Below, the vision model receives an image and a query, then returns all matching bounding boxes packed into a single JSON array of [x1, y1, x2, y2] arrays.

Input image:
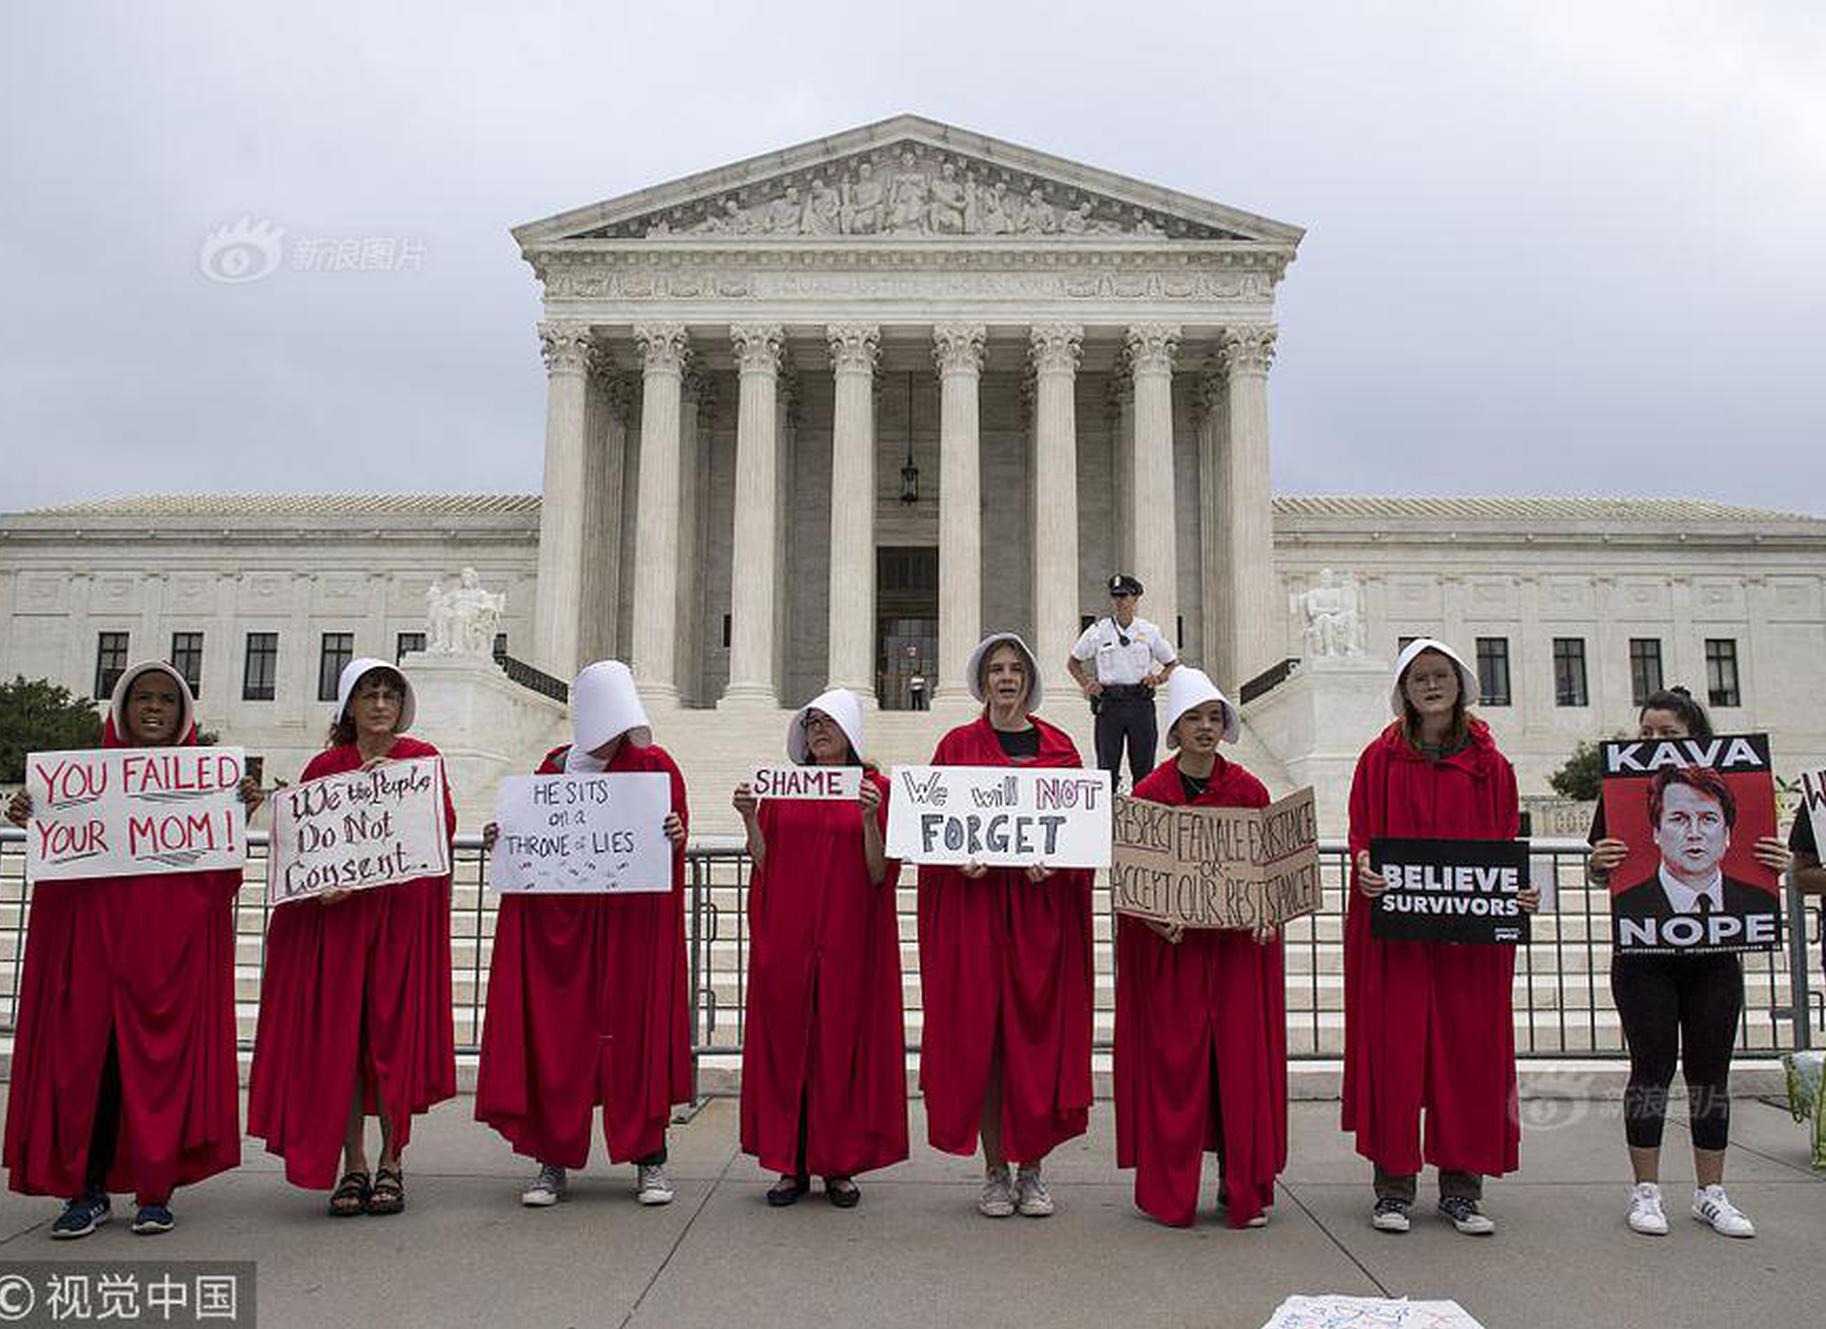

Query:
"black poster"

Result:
[[1368, 837, 1532, 945]]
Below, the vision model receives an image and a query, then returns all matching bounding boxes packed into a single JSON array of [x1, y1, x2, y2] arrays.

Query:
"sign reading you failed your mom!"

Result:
[[1111, 788, 1321, 930], [267, 757, 450, 905], [25, 747, 248, 881], [885, 766, 1112, 868]]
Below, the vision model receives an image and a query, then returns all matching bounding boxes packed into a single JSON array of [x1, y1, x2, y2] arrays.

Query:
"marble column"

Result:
[[722, 323, 784, 706], [630, 324, 689, 704], [1195, 369, 1228, 674], [532, 320, 593, 678], [1127, 323, 1181, 651], [827, 324, 881, 701], [1030, 323, 1083, 689], [674, 367, 712, 704], [578, 367, 632, 666], [934, 323, 986, 700], [1218, 324, 1279, 689]]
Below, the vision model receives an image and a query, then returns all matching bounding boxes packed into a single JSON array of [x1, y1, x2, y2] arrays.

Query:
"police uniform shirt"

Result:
[[1071, 616, 1175, 686]]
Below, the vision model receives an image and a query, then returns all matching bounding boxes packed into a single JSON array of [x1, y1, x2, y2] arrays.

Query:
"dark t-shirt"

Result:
[[994, 727, 1041, 760], [1179, 770, 1209, 802]]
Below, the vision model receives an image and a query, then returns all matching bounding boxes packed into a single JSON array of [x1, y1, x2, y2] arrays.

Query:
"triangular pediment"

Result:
[[514, 115, 1303, 247]]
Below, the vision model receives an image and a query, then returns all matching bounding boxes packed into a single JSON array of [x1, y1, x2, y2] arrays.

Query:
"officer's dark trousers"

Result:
[[1094, 690, 1157, 792]]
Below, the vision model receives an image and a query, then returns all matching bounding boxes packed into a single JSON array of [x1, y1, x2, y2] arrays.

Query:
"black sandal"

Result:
[[825, 1176, 860, 1209], [366, 1165, 405, 1216], [766, 1174, 810, 1208], [328, 1170, 370, 1218]]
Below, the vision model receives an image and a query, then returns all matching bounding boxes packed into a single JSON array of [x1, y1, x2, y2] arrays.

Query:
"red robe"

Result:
[[1114, 758, 1287, 1228], [740, 768, 907, 1177], [246, 736, 457, 1189], [916, 716, 1094, 1161], [4, 719, 241, 1202], [475, 743, 691, 1166], [1342, 719, 1521, 1179]]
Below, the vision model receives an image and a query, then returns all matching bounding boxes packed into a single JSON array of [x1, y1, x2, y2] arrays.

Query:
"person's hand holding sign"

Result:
[[663, 813, 686, 848], [1354, 849, 1388, 897], [1024, 862, 1053, 883], [1147, 920, 1185, 945], [1516, 884, 1542, 913], [1752, 836, 1790, 874], [960, 860, 988, 879], [238, 774, 265, 817], [857, 777, 881, 822], [5, 790, 31, 828], [481, 821, 499, 854]]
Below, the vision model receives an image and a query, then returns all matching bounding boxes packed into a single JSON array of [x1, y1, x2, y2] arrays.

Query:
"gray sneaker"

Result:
[[521, 1163, 567, 1208], [1437, 1194, 1495, 1235], [978, 1165, 1015, 1218], [636, 1162, 675, 1206], [1015, 1164, 1054, 1217]]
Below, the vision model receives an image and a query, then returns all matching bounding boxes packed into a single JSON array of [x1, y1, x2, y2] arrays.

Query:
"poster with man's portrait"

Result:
[[1599, 733, 1781, 956]]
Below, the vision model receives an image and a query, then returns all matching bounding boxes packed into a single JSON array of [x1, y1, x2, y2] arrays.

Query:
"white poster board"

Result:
[[488, 772, 673, 894], [1261, 1297, 1486, 1329], [24, 746, 248, 881], [267, 757, 450, 905], [749, 766, 863, 800], [885, 765, 1111, 868], [1803, 767, 1826, 857]]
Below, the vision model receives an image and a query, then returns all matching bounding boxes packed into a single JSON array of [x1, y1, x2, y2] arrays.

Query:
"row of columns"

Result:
[[531, 319, 1279, 706]]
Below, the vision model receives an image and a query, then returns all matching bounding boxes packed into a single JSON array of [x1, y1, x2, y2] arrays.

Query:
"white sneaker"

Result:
[[1626, 1182, 1668, 1235], [1691, 1185, 1755, 1238], [1014, 1164, 1054, 1218], [636, 1163, 675, 1206], [978, 1166, 1015, 1218], [521, 1163, 567, 1208]]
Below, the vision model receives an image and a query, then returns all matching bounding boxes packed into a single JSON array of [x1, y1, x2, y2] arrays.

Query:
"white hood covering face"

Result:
[[965, 632, 1043, 712], [109, 660, 197, 744], [569, 661, 652, 768], [1163, 667, 1238, 747], [335, 657, 417, 734], [787, 687, 865, 764], [1389, 637, 1480, 719]]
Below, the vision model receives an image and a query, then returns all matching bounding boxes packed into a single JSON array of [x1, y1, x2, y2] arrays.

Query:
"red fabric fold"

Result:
[[474, 743, 692, 1166], [246, 736, 457, 1189], [1341, 719, 1521, 1179], [739, 768, 908, 1177], [916, 716, 1094, 1162], [1114, 757, 1287, 1228]]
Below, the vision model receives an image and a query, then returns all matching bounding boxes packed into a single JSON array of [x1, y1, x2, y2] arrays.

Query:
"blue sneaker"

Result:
[[51, 1189, 110, 1239], [131, 1203, 174, 1235]]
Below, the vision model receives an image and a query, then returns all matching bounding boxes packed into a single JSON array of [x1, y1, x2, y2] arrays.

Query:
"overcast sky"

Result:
[[2, 1, 1820, 513]]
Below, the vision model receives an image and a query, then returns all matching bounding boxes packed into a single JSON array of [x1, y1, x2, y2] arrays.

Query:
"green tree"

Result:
[[0, 676, 103, 782], [1549, 739, 1603, 801]]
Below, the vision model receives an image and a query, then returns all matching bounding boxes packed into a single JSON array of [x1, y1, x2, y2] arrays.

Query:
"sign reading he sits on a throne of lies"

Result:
[[24, 746, 248, 881], [1369, 838, 1532, 945], [489, 773, 673, 894], [885, 766, 1111, 868], [1110, 788, 1320, 930]]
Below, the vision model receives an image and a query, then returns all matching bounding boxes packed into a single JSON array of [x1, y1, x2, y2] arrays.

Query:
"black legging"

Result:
[[1611, 952, 1742, 1151], [84, 1033, 123, 1194]]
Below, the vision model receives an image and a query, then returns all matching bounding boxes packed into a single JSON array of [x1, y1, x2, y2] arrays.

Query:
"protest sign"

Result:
[[488, 773, 673, 894], [267, 757, 450, 905], [1261, 1296, 1487, 1329], [1110, 787, 1320, 930], [1368, 838, 1532, 945], [24, 746, 248, 882], [749, 766, 863, 801], [1801, 766, 1826, 858], [1599, 733, 1780, 955], [885, 765, 1111, 868]]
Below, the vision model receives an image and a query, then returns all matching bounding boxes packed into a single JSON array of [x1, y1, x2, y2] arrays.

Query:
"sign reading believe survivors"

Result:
[[1110, 788, 1320, 930], [1369, 838, 1532, 945], [24, 746, 248, 881], [749, 766, 863, 801], [885, 766, 1112, 868], [488, 773, 673, 894], [267, 757, 450, 905]]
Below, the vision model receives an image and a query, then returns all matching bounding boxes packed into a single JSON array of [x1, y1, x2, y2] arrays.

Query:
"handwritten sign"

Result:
[[1369, 838, 1532, 945], [488, 773, 673, 894], [267, 758, 450, 905], [885, 765, 1111, 868], [750, 766, 863, 801], [24, 747, 248, 881], [1110, 788, 1319, 930], [1261, 1296, 1487, 1329], [1800, 766, 1825, 861]]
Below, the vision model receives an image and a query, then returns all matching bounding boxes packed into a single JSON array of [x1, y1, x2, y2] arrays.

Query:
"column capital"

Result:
[[827, 323, 881, 375], [1124, 323, 1182, 375], [633, 323, 690, 375], [1029, 322, 1083, 376], [932, 323, 986, 376], [1218, 323, 1278, 378], [730, 323, 784, 375], [538, 320, 595, 375], [599, 371, 638, 422]]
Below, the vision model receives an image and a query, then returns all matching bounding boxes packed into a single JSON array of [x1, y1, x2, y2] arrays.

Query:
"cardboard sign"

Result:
[[24, 746, 248, 881], [1599, 733, 1781, 955], [749, 766, 863, 801], [267, 757, 450, 905], [1801, 767, 1826, 857], [885, 765, 1112, 868], [1369, 838, 1532, 945], [489, 773, 673, 894], [1110, 787, 1320, 930]]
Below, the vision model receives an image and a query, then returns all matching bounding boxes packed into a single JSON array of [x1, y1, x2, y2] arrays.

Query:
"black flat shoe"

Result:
[[766, 1174, 810, 1207], [825, 1176, 861, 1209]]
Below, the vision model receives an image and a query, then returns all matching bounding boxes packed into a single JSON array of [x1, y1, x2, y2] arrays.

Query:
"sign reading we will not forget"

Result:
[[267, 757, 450, 905], [885, 766, 1112, 868], [25, 747, 248, 881], [489, 773, 673, 894], [1111, 788, 1321, 930]]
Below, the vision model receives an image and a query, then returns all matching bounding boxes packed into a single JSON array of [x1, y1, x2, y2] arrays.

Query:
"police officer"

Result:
[[1066, 573, 1177, 792]]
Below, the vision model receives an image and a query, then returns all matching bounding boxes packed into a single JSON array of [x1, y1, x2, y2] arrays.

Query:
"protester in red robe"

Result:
[[733, 687, 906, 1208], [1344, 638, 1537, 1237], [247, 658, 456, 1217], [918, 632, 1094, 1220], [5, 662, 258, 1238], [475, 660, 690, 1209], [1115, 667, 1286, 1229]]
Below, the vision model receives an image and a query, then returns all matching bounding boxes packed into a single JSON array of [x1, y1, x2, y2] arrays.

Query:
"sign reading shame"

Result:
[[749, 766, 863, 801], [1110, 787, 1320, 930], [885, 766, 1112, 868], [1369, 838, 1533, 945], [25, 746, 248, 881], [489, 773, 673, 894], [268, 757, 450, 905]]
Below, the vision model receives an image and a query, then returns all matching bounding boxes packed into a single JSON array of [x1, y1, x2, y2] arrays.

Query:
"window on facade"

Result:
[[493, 632, 508, 662], [243, 633, 278, 701], [95, 632, 129, 700], [1475, 637, 1511, 707], [396, 632, 425, 665], [169, 632, 204, 693], [1629, 638, 1663, 705], [1552, 637, 1588, 707], [1397, 635, 1418, 654], [318, 632, 354, 703], [1705, 638, 1740, 708]]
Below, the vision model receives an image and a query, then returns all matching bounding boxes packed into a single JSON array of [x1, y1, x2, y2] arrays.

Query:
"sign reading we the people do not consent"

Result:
[[885, 766, 1112, 868], [1111, 787, 1321, 930], [25, 747, 248, 881], [489, 773, 673, 894], [750, 766, 863, 800], [267, 758, 450, 905], [1369, 838, 1533, 945]]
